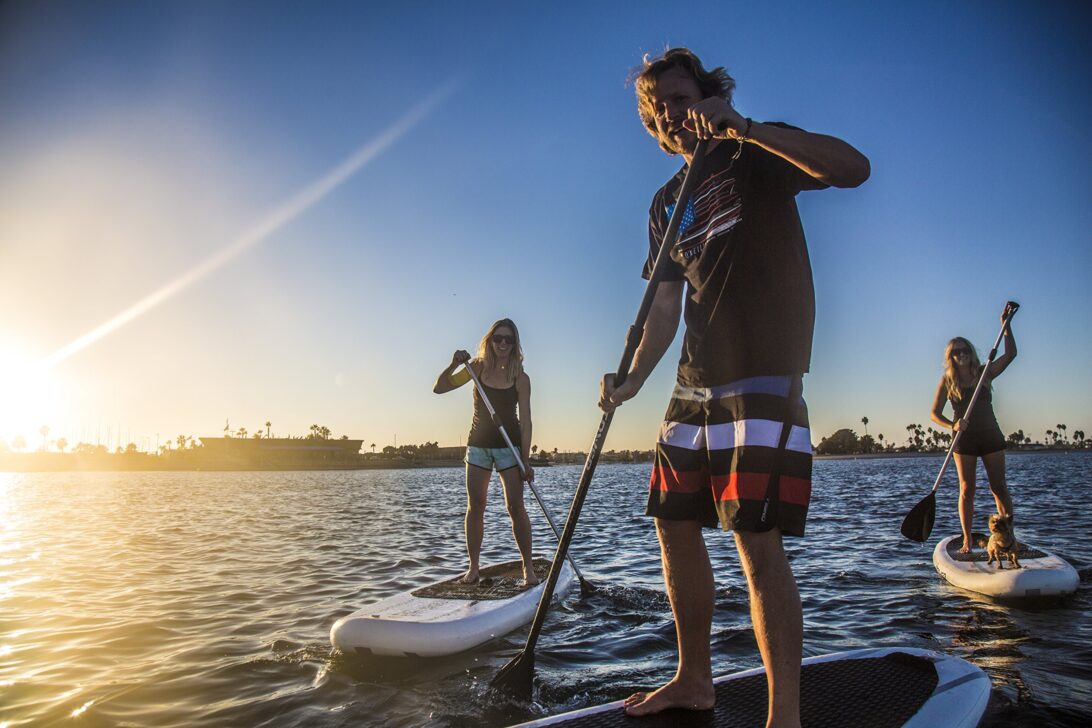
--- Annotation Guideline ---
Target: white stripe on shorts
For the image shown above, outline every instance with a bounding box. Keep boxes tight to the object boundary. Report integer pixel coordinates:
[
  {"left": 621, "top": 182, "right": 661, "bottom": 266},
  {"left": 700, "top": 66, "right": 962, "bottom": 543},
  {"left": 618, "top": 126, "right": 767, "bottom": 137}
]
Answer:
[{"left": 659, "top": 418, "right": 811, "bottom": 454}]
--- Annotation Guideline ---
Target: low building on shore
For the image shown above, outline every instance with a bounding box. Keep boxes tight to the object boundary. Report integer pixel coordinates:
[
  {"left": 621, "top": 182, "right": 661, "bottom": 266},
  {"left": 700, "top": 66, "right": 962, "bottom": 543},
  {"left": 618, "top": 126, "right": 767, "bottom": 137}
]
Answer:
[{"left": 197, "top": 437, "right": 364, "bottom": 469}]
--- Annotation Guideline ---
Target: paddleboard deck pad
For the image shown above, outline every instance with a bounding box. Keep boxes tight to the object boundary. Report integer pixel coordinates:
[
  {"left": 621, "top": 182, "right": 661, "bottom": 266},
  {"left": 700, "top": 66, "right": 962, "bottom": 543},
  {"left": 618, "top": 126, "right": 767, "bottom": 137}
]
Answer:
[
  {"left": 331, "top": 557, "right": 575, "bottom": 657},
  {"left": 934, "top": 533, "right": 1078, "bottom": 598},
  {"left": 512, "top": 647, "right": 988, "bottom": 728}
]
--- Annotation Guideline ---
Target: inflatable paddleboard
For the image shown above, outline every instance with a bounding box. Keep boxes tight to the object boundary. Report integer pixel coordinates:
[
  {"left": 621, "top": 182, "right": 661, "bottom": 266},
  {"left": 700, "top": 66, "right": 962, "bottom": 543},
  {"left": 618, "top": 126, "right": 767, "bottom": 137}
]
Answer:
[
  {"left": 512, "top": 647, "right": 988, "bottom": 728},
  {"left": 933, "top": 533, "right": 1078, "bottom": 599},
  {"left": 331, "top": 557, "right": 575, "bottom": 657}
]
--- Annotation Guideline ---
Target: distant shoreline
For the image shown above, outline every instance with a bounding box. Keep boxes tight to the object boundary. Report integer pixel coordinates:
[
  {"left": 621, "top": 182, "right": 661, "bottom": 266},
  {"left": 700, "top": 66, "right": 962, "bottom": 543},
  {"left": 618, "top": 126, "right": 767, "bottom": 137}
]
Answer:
[
  {"left": 0, "top": 446, "right": 1081, "bottom": 473},
  {"left": 813, "top": 448, "right": 1076, "bottom": 461}
]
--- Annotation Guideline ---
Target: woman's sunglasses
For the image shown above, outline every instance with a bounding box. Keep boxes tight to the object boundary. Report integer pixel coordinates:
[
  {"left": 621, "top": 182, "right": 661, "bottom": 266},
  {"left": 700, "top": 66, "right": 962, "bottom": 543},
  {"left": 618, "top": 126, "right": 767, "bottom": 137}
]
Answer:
[
  {"left": 950, "top": 348, "right": 970, "bottom": 358},
  {"left": 492, "top": 334, "right": 515, "bottom": 345}
]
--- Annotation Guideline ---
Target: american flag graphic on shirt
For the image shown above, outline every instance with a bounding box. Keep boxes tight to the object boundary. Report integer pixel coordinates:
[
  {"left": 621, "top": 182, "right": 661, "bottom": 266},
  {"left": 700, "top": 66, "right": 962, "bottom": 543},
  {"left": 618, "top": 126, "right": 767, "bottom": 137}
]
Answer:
[{"left": 665, "top": 169, "right": 741, "bottom": 261}]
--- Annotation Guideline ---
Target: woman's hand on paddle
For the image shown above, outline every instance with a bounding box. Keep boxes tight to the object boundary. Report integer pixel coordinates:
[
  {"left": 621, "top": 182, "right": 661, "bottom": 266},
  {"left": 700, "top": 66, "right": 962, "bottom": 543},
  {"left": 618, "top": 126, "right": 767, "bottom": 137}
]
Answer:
[
  {"left": 523, "top": 465, "right": 535, "bottom": 484},
  {"left": 451, "top": 349, "right": 470, "bottom": 367},
  {"left": 953, "top": 418, "right": 964, "bottom": 432},
  {"left": 599, "top": 373, "right": 641, "bottom": 412}
]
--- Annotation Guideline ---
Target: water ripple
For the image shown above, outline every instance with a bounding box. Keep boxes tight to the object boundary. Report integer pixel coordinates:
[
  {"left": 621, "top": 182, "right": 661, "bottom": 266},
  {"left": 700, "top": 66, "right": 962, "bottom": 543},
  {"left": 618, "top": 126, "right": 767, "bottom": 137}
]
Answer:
[{"left": 1, "top": 455, "right": 1089, "bottom": 726}]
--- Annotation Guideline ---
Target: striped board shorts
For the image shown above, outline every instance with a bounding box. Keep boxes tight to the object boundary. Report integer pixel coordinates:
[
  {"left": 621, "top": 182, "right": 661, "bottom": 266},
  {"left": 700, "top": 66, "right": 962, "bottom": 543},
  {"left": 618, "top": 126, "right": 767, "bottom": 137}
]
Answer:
[{"left": 647, "top": 374, "right": 812, "bottom": 537}]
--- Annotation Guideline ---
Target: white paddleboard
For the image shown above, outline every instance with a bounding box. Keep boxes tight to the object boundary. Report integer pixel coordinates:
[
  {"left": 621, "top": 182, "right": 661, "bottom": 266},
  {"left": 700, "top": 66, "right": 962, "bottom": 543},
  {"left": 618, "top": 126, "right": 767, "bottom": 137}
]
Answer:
[
  {"left": 512, "top": 647, "right": 989, "bottom": 728},
  {"left": 933, "top": 534, "right": 1078, "bottom": 599},
  {"left": 331, "top": 558, "right": 575, "bottom": 657}
]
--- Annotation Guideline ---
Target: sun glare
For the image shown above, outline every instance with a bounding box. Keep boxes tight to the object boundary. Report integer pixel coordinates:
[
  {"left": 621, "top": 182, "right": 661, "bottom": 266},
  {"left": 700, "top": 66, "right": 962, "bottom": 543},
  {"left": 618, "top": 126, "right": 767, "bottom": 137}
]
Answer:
[{"left": 0, "top": 345, "right": 57, "bottom": 445}]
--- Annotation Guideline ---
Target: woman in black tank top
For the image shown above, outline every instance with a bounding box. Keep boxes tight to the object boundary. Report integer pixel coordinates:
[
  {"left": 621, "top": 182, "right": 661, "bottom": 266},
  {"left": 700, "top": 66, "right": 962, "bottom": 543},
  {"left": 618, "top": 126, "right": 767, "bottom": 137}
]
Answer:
[
  {"left": 433, "top": 319, "right": 538, "bottom": 586},
  {"left": 930, "top": 313, "right": 1018, "bottom": 553}
]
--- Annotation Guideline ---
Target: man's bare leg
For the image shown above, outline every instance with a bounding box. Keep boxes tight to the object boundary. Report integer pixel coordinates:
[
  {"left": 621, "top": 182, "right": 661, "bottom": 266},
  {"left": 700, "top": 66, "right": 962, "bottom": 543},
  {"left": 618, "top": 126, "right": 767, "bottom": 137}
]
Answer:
[
  {"left": 625, "top": 518, "right": 715, "bottom": 716},
  {"left": 736, "top": 528, "right": 802, "bottom": 728}
]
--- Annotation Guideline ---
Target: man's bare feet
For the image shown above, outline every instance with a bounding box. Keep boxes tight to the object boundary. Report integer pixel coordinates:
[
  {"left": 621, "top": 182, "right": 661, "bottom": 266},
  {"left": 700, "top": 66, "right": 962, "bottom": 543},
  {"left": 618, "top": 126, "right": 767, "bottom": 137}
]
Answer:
[
  {"left": 623, "top": 678, "right": 715, "bottom": 716},
  {"left": 458, "top": 568, "right": 479, "bottom": 585}
]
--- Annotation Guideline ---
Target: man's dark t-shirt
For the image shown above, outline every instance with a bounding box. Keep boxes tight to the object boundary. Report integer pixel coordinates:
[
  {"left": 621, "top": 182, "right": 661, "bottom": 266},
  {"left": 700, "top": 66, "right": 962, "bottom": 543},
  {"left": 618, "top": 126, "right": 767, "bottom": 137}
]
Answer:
[{"left": 644, "top": 123, "right": 827, "bottom": 387}]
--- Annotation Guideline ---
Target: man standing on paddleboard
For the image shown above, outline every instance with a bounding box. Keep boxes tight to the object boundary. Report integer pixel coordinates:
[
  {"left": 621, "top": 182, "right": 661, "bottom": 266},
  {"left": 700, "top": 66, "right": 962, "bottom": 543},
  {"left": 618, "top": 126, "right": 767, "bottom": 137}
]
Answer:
[{"left": 600, "top": 48, "right": 869, "bottom": 725}]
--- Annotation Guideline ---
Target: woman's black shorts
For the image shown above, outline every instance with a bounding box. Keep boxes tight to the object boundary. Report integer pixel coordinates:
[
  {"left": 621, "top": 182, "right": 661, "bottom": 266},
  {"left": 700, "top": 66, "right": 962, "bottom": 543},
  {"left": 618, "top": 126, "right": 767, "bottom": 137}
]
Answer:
[{"left": 953, "top": 426, "right": 1006, "bottom": 457}]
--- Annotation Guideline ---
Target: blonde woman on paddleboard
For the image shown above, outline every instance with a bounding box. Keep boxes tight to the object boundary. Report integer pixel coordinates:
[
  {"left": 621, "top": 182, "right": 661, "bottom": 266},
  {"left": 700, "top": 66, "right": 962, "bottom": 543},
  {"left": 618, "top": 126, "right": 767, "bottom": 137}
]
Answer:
[
  {"left": 434, "top": 319, "right": 538, "bottom": 586},
  {"left": 930, "top": 312, "right": 1017, "bottom": 553}
]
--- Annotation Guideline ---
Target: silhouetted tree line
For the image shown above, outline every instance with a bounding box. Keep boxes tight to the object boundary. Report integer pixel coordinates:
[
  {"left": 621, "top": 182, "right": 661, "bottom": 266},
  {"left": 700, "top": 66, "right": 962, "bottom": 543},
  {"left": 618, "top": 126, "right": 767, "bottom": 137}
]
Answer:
[{"left": 815, "top": 420, "right": 1089, "bottom": 456}]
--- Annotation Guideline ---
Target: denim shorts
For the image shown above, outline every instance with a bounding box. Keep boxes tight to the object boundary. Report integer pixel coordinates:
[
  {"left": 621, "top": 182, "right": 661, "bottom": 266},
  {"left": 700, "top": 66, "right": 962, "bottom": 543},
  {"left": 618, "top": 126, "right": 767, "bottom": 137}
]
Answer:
[{"left": 465, "top": 446, "right": 520, "bottom": 472}]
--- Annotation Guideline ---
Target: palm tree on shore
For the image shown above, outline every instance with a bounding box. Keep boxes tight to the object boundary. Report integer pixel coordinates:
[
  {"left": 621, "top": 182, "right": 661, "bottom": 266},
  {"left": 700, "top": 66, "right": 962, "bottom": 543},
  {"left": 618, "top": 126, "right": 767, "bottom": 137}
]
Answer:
[
  {"left": 266, "top": 421, "right": 272, "bottom": 438},
  {"left": 861, "top": 416, "right": 869, "bottom": 439}
]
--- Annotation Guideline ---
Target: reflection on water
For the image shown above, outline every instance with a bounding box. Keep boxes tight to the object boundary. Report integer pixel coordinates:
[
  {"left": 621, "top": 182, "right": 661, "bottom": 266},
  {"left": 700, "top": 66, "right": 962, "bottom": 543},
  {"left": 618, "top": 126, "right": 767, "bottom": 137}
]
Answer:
[{"left": 0, "top": 455, "right": 1089, "bottom": 727}]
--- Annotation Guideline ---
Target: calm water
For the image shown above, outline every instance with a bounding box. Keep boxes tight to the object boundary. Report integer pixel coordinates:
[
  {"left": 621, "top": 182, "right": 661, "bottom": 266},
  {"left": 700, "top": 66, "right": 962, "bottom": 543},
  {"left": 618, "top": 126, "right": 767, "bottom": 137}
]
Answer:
[{"left": 2, "top": 454, "right": 1090, "bottom": 727}]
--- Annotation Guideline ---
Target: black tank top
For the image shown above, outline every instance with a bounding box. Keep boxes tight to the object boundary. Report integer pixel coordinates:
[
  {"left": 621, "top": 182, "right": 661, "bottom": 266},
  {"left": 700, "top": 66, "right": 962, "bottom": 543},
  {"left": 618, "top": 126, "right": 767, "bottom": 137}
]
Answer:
[
  {"left": 950, "top": 382, "right": 999, "bottom": 432},
  {"left": 468, "top": 380, "right": 521, "bottom": 448}
]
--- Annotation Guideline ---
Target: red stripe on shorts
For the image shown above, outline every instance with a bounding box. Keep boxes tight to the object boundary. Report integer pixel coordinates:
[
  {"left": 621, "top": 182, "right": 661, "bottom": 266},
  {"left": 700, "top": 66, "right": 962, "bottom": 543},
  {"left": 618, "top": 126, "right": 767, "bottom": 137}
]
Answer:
[
  {"left": 712, "top": 472, "right": 811, "bottom": 506},
  {"left": 650, "top": 464, "right": 708, "bottom": 494}
]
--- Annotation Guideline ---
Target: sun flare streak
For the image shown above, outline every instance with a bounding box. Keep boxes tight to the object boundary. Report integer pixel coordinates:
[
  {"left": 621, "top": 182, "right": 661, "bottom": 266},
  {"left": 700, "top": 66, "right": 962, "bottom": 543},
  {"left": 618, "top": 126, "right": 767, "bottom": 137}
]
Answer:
[{"left": 43, "top": 79, "right": 462, "bottom": 369}]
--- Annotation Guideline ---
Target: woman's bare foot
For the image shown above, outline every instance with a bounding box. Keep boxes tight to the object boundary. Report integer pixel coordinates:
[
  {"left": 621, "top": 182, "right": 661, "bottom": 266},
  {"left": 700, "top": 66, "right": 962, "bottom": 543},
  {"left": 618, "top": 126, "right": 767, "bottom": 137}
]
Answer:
[
  {"left": 623, "top": 677, "right": 715, "bottom": 716},
  {"left": 458, "top": 568, "right": 479, "bottom": 585},
  {"left": 521, "top": 569, "right": 540, "bottom": 588},
  {"left": 959, "top": 539, "right": 972, "bottom": 554}
]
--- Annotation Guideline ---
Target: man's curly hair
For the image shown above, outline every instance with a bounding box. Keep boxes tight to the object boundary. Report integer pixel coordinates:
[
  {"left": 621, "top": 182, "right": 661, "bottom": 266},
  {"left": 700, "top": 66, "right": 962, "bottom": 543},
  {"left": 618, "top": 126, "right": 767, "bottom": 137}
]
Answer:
[{"left": 632, "top": 48, "right": 736, "bottom": 154}]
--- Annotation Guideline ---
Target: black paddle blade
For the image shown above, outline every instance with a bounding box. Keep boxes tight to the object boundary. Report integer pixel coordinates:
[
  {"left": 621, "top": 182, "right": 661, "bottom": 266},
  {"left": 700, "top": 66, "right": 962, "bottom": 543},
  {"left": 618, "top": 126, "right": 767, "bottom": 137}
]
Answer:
[
  {"left": 491, "top": 649, "right": 534, "bottom": 697},
  {"left": 900, "top": 491, "right": 936, "bottom": 543},
  {"left": 578, "top": 576, "right": 596, "bottom": 596}
]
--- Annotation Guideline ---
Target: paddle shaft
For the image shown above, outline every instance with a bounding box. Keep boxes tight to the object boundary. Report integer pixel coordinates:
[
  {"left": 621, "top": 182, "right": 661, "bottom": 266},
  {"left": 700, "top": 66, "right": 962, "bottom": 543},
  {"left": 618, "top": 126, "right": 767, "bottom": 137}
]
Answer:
[
  {"left": 927, "top": 303, "right": 1019, "bottom": 495},
  {"left": 462, "top": 363, "right": 590, "bottom": 587},
  {"left": 498, "top": 138, "right": 713, "bottom": 670}
]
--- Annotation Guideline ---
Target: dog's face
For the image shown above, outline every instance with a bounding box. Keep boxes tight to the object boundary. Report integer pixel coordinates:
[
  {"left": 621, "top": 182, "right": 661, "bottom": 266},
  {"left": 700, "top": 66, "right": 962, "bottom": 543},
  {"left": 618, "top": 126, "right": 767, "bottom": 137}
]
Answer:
[{"left": 988, "top": 514, "right": 1014, "bottom": 538}]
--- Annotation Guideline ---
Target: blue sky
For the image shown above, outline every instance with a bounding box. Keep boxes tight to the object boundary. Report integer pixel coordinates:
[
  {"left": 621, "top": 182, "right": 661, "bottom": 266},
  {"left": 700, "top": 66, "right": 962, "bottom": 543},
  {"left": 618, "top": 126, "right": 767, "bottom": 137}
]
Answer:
[{"left": 0, "top": 0, "right": 1089, "bottom": 452}]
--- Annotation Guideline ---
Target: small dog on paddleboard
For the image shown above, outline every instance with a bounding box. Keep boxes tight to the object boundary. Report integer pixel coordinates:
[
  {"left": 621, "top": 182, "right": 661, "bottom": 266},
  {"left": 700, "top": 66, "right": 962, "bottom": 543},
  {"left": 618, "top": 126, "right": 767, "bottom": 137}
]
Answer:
[{"left": 981, "top": 514, "right": 1021, "bottom": 569}]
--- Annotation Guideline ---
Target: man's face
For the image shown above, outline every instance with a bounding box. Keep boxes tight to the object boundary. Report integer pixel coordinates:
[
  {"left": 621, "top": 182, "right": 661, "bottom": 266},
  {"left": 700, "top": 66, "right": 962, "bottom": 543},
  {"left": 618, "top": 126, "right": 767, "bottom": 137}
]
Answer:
[{"left": 646, "top": 66, "right": 704, "bottom": 156}]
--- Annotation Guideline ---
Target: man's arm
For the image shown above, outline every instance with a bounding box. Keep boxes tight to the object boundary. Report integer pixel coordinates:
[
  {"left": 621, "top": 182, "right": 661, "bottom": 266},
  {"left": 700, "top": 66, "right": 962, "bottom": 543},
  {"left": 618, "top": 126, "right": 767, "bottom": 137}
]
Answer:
[
  {"left": 599, "top": 280, "right": 685, "bottom": 411},
  {"left": 686, "top": 98, "right": 870, "bottom": 188}
]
